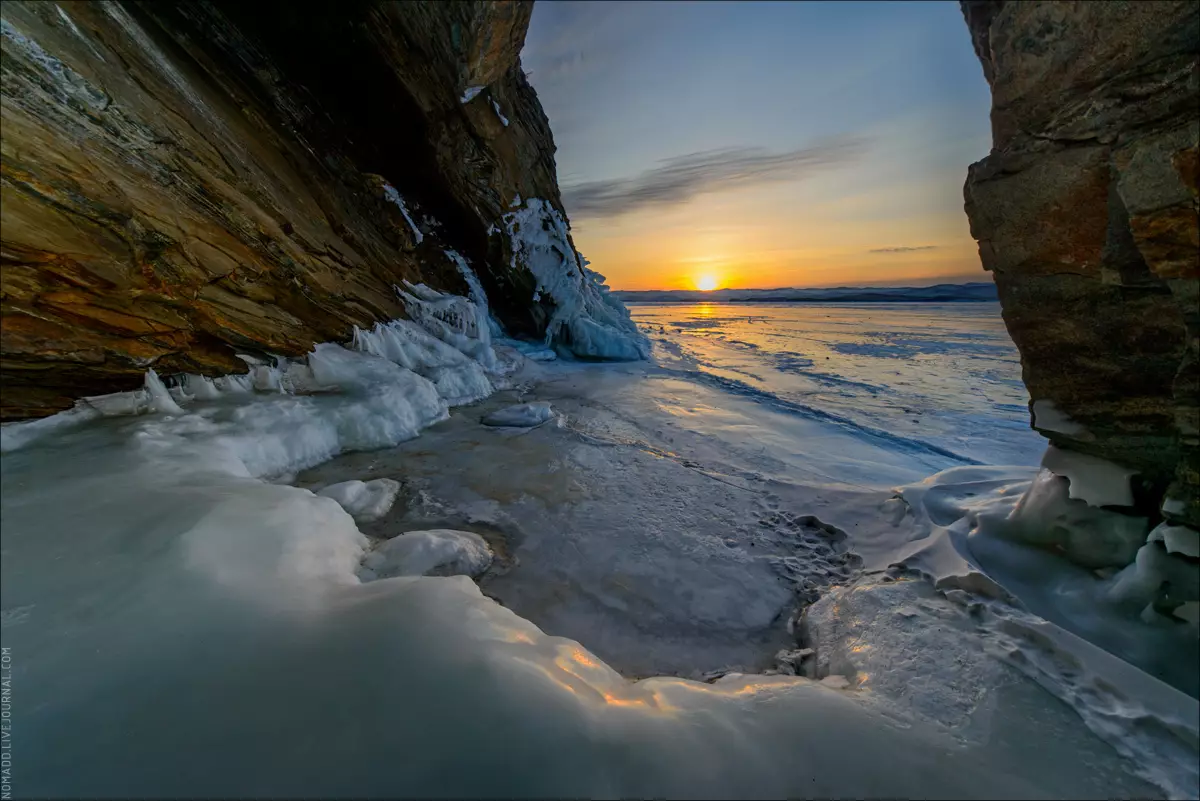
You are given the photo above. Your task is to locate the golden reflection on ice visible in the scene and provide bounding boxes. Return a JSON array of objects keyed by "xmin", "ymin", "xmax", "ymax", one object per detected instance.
[
  {"xmin": 498, "ymin": 627, "xmax": 535, "ymax": 644},
  {"xmin": 526, "ymin": 643, "xmax": 814, "ymax": 717}
]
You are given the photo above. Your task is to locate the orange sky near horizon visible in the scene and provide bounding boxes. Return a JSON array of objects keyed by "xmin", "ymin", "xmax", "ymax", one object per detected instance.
[{"xmin": 569, "ymin": 168, "xmax": 987, "ymax": 291}]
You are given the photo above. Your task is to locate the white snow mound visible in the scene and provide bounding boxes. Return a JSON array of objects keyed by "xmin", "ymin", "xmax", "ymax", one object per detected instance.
[
  {"xmin": 482, "ymin": 402, "xmax": 556, "ymax": 428},
  {"xmin": 316, "ymin": 479, "xmax": 401, "ymax": 523},
  {"xmin": 359, "ymin": 529, "xmax": 493, "ymax": 580}
]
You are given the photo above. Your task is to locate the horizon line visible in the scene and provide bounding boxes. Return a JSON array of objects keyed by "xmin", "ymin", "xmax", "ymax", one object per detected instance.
[{"xmin": 609, "ymin": 276, "xmax": 993, "ymax": 292}]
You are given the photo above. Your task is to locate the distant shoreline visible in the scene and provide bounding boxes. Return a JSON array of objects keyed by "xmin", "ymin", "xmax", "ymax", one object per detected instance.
[
  {"xmin": 612, "ymin": 282, "xmax": 999, "ymax": 304},
  {"xmin": 620, "ymin": 297, "xmax": 998, "ymax": 304}
]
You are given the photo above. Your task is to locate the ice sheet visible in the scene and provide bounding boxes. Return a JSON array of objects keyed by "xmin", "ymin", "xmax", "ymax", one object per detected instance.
[{"xmin": 2, "ymin": 298, "xmax": 1193, "ymax": 799}]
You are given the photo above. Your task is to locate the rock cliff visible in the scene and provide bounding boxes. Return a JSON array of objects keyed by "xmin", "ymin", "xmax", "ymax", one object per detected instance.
[
  {"xmin": 1, "ymin": 0, "xmax": 639, "ymax": 420},
  {"xmin": 962, "ymin": 0, "xmax": 1199, "ymax": 528}
]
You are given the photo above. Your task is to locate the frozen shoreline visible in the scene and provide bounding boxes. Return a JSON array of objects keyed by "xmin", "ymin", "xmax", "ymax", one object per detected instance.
[{"xmin": 1, "ymin": 297, "xmax": 1196, "ymax": 798}]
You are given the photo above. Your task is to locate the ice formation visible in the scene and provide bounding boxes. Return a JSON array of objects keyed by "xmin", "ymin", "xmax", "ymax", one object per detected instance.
[
  {"xmin": 885, "ymin": 464, "xmax": 1199, "ymax": 798},
  {"xmin": 1006, "ymin": 468, "xmax": 1148, "ymax": 568},
  {"xmin": 380, "ymin": 182, "xmax": 424, "ymax": 243},
  {"xmin": 502, "ymin": 198, "xmax": 650, "ymax": 360},
  {"xmin": 460, "ymin": 84, "xmax": 484, "ymax": 103},
  {"xmin": 481, "ymin": 401, "xmax": 556, "ymax": 427},
  {"xmin": 317, "ymin": 478, "xmax": 402, "ymax": 523},
  {"xmin": 353, "ymin": 317, "xmax": 493, "ymax": 405},
  {"xmin": 396, "ymin": 279, "xmax": 499, "ymax": 372},
  {"xmin": 1149, "ymin": 522, "xmax": 1200, "ymax": 558},
  {"xmin": 1041, "ymin": 444, "xmax": 1136, "ymax": 507},
  {"xmin": 359, "ymin": 529, "xmax": 494, "ymax": 580}
]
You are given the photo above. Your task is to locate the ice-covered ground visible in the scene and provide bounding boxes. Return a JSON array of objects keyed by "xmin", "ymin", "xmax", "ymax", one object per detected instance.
[{"xmin": 2, "ymin": 294, "xmax": 1196, "ymax": 799}]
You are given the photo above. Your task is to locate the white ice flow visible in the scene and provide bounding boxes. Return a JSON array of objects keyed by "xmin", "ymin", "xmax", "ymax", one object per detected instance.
[
  {"xmin": 2, "ymin": 276, "xmax": 1197, "ymax": 798},
  {"xmin": 381, "ymin": 183, "xmax": 424, "ymax": 244},
  {"xmin": 503, "ymin": 198, "xmax": 650, "ymax": 360}
]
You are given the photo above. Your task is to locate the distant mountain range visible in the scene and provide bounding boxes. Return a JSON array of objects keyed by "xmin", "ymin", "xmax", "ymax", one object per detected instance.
[{"xmin": 611, "ymin": 282, "xmax": 999, "ymax": 304}]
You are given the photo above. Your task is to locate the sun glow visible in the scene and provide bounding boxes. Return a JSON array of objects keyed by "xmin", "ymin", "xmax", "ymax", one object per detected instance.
[{"xmin": 696, "ymin": 275, "xmax": 718, "ymax": 291}]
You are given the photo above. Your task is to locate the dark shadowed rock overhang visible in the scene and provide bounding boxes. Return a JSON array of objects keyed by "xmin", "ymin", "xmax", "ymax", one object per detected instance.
[{"xmin": 0, "ymin": 0, "xmax": 569, "ymax": 418}]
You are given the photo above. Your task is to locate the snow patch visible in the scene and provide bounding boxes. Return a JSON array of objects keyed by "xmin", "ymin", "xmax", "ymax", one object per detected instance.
[
  {"xmin": 54, "ymin": 4, "xmax": 105, "ymax": 62},
  {"xmin": 1031, "ymin": 399, "xmax": 1090, "ymax": 438},
  {"xmin": 491, "ymin": 97, "xmax": 509, "ymax": 126},
  {"xmin": 502, "ymin": 199, "xmax": 649, "ymax": 360},
  {"xmin": 316, "ymin": 479, "xmax": 401, "ymax": 523},
  {"xmin": 460, "ymin": 85, "xmax": 484, "ymax": 103},
  {"xmin": 359, "ymin": 529, "xmax": 493, "ymax": 580}
]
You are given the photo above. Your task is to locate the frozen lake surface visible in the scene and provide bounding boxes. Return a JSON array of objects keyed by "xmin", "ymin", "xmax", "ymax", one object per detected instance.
[
  {"xmin": 630, "ymin": 301, "xmax": 1045, "ymax": 468},
  {"xmin": 1, "ymin": 300, "xmax": 1195, "ymax": 799}
]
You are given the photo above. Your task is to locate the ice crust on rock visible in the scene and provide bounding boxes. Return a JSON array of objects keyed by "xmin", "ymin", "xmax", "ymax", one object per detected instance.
[
  {"xmin": 2, "ymin": 276, "xmax": 506, "ymax": 455},
  {"xmin": 1148, "ymin": 522, "xmax": 1200, "ymax": 559},
  {"xmin": 1031, "ymin": 399, "xmax": 1090, "ymax": 438},
  {"xmin": 1042, "ymin": 444, "xmax": 1136, "ymax": 507},
  {"xmin": 502, "ymin": 199, "xmax": 650, "ymax": 360},
  {"xmin": 380, "ymin": 183, "xmax": 424, "ymax": 244},
  {"xmin": 359, "ymin": 529, "xmax": 493, "ymax": 580},
  {"xmin": 316, "ymin": 479, "xmax": 401, "ymax": 523},
  {"xmin": 397, "ymin": 279, "xmax": 499, "ymax": 372}
]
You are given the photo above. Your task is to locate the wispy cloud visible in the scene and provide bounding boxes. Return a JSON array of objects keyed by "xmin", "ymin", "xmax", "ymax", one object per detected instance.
[
  {"xmin": 868, "ymin": 245, "xmax": 939, "ymax": 253},
  {"xmin": 561, "ymin": 138, "xmax": 869, "ymax": 219}
]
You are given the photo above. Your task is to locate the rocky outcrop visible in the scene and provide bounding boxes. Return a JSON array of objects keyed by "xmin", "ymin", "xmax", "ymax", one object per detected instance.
[
  {"xmin": 962, "ymin": 0, "xmax": 1199, "ymax": 528},
  {"xmin": 0, "ymin": 0, "xmax": 613, "ymax": 419}
]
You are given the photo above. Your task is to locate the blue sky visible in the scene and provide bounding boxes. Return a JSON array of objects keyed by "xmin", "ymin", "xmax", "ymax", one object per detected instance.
[{"xmin": 521, "ymin": 1, "xmax": 995, "ymax": 290}]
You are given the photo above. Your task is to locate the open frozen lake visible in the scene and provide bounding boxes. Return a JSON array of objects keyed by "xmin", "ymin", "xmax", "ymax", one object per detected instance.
[
  {"xmin": 1, "ymin": 299, "xmax": 1196, "ymax": 799},
  {"xmin": 631, "ymin": 301, "xmax": 1046, "ymax": 468}
]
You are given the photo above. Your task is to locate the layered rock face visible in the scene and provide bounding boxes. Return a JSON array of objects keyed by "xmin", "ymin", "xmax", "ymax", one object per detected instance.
[
  {"xmin": 2, "ymin": 0, "xmax": 634, "ymax": 420},
  {"xmin": 962, "ymin": 0, "xmax": 1199, "ymax": 528}
]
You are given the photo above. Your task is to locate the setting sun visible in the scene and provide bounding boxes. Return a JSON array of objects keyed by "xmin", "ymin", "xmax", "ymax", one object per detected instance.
[{"xmin": 697, "ymin": 275, "xmax": 718, "ymax": 291}]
